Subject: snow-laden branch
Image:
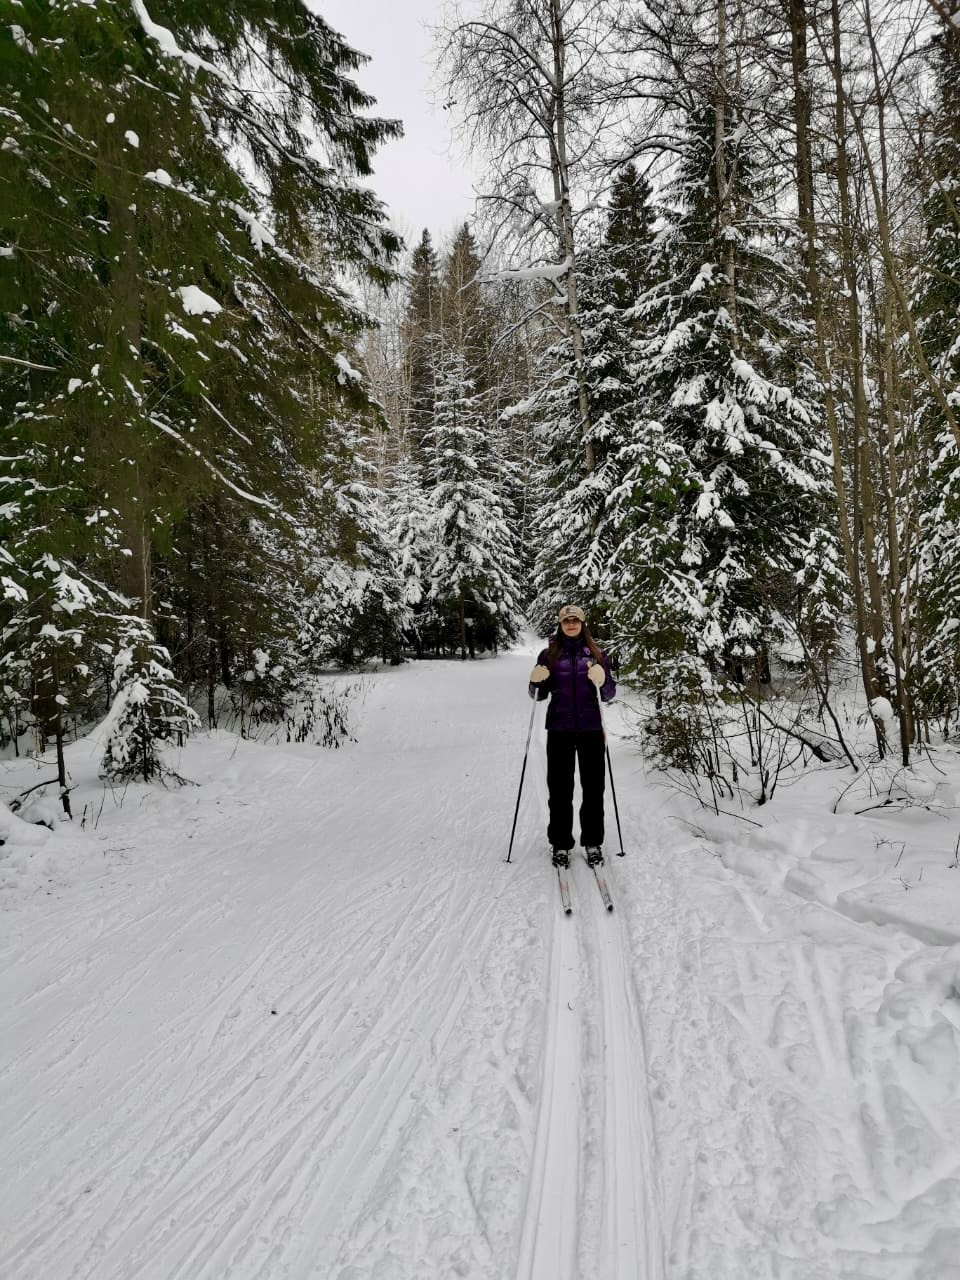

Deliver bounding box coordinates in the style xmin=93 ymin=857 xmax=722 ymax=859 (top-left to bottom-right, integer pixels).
xmin=129 ymin=0 xmax=232 ymax=86
xmin=177 ymin=285 xmax=221 ymax=317
xmin=488 ymin=255 xmax=572 ymax=283
xmin=147 ymin=416 xmax=277 ymax=510
xmin=226 ymin=202 xmax=276 ymax=254
xmin=0 ymin=354 xmax=57 ymax=372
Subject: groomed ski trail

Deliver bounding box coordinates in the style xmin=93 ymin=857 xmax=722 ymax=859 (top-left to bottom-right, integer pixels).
xmin=586 ymin=863 xmax=665 ymax=1280
xmin=8 ymin=647 xmax=952 ymax=1277
xmin=1 ymin=652 xmax=669 ymax=1280
xmin=515 ymin=877 xmax=581 ymax=1280
xmin=516 ymin=760 xmax=666 ymax=1280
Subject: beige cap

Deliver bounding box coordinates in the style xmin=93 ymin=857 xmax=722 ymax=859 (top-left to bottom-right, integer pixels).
xmin=558 ymin=604 xmax=586 ymax=622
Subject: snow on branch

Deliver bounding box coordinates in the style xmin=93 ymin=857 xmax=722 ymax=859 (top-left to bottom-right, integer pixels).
xmin=0 ymin=354 xmax=57 ymax=372
xmin=177 ymin=285 xmax=222 ymax=317
xmin=490 ymin=255 xmax=572 ymax=283
xmin=130 ymin=0 xmax=231 ymax=85
xmin=147 ymin=416 xmax=277 ymax=510
xmin=334 ymin=352 xmax=362 ymax=385
xmin=227 ymin=202 xmax=276 ymax=254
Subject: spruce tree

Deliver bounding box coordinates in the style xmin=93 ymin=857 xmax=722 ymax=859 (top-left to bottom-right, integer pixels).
xmin=606 ymin=164 xmax=657 ymax=308
xmin=0 ymin=2 xmax=400 ymax=766
xmin=310 ymin=420 xmax=409 ymax=668
xmin=526 ymin=237 xmax=642 ymax=636
xmin=426 ymin=353 xmax=521 ymax=656
xmin=402 ymin=231 xmax=442 ymax=477
xmin=910 ymin=26 xmax=960 ymax=734
xmin=387 ymin=457 xmax=440 ymax=657
xmin=441 ymin=223 xmax=489 ymax=388
xmin=606 ymin=84 xmax=841 ymax=711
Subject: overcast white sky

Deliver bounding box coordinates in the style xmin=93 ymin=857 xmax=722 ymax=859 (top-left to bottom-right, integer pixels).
xmin=320 ymin=1 xmax=478 ymax=247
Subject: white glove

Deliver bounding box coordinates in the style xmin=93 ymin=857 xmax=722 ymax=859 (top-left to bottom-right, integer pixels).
xmin=587 ymin=662 xmax=605 ymax=688
xmin=529 ymin=664 xmax=550 ymax=683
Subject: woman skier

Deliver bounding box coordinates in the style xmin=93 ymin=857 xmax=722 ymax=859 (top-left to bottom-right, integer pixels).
xmin=528 ymin=604 xmax=616 ymax=867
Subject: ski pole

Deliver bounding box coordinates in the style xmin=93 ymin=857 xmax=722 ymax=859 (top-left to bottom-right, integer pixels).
xmin=597 ymin=695 xmax=626 ymax=857
xmin=506 ymin=696 xmax=538 ymax=863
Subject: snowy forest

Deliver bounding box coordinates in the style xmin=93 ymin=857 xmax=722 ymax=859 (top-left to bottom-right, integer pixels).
xmin=3 ymin=0 xmax=960 ymax=789
xmin=8 ymin=6 xmax=960 ymax=1277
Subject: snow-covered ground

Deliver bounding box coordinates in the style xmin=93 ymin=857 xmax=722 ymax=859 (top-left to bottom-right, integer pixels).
xmin=3 ymin=648 xmax=960 ymax=1279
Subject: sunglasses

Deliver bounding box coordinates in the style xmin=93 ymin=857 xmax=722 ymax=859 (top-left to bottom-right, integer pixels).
xmin=561 ymin=616 xmax=583 ymax=624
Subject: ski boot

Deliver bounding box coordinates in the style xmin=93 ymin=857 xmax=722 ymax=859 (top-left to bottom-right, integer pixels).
xmin=585 ymin=845 xmax=604 ymax=867
xmin=551 ymin=847 xmax=571 ymax=868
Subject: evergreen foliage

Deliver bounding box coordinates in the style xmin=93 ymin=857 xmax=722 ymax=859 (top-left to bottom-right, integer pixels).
xmin=307 ymin=421 xmax=410 ymax=668
xmin=606 ymin=86 xmax=843 ymax=715
xmin=441 ymin=224 xmax=490 ymax=388
xmin=910 ymin=27 xmax=960 ymax=735
xmin=426 ymin=352 xmax=522 ymax=655
xmin=0 ymin=1 xmax=400 ymax=766
xmin=606 ymin=164 xmax=656 ymax=308
xmin=524 ymin=316 xmax=624 ymax=633
xmin=387 ymin=455 xmax=440 ymax=652
xmin=525 ymin=186 xmax=656 ymax=636
xmin=7 ymin=0 xmax=952 ymax=783
xmin=100 ymin=634 xmax=199 ymax=783
xmin=385 ymin=225 xmax=532 ymax=657
xmin=402 ymin=230 xmax=442 ymax=476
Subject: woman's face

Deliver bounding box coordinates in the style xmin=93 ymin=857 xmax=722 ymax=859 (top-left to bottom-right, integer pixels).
xmin=561 ymin=616 xmax=583 ymax=638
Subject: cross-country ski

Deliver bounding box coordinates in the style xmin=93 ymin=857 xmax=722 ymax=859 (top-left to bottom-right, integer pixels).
xmin=586 ymin=855 xmax=615 ymax=912
xmin=556 ymin=863 xmax=573 ymax=915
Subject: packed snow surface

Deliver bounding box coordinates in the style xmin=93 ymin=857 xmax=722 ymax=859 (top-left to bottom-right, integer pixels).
xmin=3 ymin=650 xmax=960 ymax=1278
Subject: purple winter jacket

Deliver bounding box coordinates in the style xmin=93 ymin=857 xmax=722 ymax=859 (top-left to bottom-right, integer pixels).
xmin=528 ymin=636 xmax=616 ymax=732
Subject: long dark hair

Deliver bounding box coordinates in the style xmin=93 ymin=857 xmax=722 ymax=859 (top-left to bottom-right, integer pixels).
xmin=545 ymin=622 xmax=604 ymax=669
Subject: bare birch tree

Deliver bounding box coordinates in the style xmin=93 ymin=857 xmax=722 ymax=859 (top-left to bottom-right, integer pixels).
xmin=438 ymin=0 xmax=631 ymax=473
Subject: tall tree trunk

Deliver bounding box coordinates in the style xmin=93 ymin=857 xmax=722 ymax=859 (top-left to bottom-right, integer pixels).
xmin=788 ymin=0 xmax=857 ymax=580
xmin=788 ymin=0 xmax=878 ymax=736
xmin=879 ymin=287 xmax=913 ymax=757
xmin=867 ymin=8 xmax=913 ymax=757
xmin=714 ymin=0 xmax=740 ymax=347
xmin=827 ymin=0 xmax=887 ymax=750
xmin=113 ymin=193 xmax=152 ymax=621
xmin=549 ymin=0 xmax=594 ymax=474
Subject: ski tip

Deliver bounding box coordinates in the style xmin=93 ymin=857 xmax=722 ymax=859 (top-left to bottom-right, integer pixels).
xmin=565 ymin=905 xmax=573 ymax=916
xmin=606 ymin=902 xmax=614 ymax=912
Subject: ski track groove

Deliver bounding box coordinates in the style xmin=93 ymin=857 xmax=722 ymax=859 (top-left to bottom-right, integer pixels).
xmin=3 ymin=850 xmax=408 ymax=1157
xmin=516 ymin=742 xmax=664 ymax=1280
xmin=27 ymin=871 xmax=500 ymax=1280
xmin=582 ymin=857 xmax=666 ymax=1280
xmin=515 ymin=875 xmax=582 ymax=1280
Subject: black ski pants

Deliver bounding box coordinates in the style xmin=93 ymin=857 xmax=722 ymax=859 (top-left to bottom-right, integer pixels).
xmin=546 ymin=729 xmax=605 ymax=850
